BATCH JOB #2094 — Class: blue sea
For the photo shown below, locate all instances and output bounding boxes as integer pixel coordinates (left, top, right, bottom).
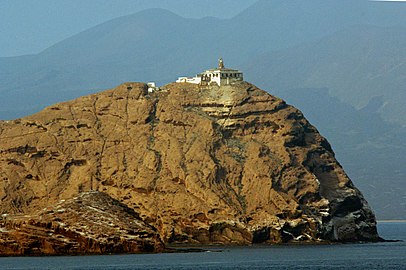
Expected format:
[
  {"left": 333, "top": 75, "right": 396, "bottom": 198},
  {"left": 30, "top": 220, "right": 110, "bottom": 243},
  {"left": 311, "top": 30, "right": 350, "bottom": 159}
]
[{"left": 1, "top": 222, "right": 405, "bottom": 270}]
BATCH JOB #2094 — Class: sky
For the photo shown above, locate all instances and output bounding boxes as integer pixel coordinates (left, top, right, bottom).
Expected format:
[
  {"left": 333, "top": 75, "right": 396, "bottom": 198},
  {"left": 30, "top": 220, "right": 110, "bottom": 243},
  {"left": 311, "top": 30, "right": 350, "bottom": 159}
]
[{"left": 0, "top": 0, "right": 257, "bottom": 57}]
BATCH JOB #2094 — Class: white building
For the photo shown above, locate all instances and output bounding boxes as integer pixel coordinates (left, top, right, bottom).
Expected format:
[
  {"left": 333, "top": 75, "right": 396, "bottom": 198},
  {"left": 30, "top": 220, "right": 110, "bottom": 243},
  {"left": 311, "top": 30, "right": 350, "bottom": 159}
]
[
  {"left": 176, "top": 58, "right": 243, "bottom": 86},
  {"left": 147, "top": 82, "right": 159, "bottom": 93}
]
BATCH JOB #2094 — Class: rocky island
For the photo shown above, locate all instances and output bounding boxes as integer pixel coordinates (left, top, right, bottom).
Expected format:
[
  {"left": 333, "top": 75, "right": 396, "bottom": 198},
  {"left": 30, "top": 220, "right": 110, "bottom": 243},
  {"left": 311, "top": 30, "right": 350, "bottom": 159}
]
[{"left": 0, "top": 62, "right": 381, "bottom": 255}]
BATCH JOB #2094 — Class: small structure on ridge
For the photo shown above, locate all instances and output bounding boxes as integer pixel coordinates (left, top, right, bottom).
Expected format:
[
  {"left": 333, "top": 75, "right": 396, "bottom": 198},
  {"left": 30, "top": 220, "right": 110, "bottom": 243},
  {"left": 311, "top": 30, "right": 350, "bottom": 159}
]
[
  {"left": 176, "top": 58, "right": 243, "bottom": 86},
  {"left": 147, "top": 82, "right": 160, "bottom": 93}
]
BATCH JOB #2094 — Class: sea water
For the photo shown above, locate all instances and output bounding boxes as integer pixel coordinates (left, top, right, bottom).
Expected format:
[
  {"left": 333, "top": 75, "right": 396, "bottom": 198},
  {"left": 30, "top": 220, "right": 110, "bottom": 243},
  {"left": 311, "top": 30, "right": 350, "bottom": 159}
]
[{"left": 1, "top": 222, "right": 405, "bottom": 270}]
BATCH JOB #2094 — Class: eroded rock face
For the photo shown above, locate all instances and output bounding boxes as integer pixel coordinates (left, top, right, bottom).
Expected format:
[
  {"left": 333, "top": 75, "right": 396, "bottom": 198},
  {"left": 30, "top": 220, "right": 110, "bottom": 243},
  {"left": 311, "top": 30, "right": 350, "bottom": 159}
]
[
  {"left": 0, "top": 81, "right": 381, "bottom": 249},
  {"left": 0, "top": 191, "right": 165, "bottom": 255}
]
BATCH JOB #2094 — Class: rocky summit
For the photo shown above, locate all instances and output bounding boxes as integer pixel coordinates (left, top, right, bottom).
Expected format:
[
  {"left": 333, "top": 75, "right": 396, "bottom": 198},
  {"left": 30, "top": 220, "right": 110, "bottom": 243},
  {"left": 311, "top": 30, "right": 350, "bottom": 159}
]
[{"left": 0, "top": 81, "right": 380, "bottom": 255}]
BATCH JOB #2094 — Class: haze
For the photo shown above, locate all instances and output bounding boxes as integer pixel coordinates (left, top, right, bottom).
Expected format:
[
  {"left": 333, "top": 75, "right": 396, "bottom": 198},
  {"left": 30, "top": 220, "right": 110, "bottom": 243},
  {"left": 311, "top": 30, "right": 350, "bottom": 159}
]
[{"left": 0, "top": 0, "right": 256, "bottom": 57}]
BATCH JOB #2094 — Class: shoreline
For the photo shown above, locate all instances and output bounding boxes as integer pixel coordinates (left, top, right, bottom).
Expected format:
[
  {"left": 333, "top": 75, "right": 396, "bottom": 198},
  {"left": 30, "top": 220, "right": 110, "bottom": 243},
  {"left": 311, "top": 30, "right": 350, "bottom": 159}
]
[
  {"left": 1, "top": 239, "right": 395, "bottom": 258},
  {"left": 377, "top": 220, "right": 406, "bottom": 223}
]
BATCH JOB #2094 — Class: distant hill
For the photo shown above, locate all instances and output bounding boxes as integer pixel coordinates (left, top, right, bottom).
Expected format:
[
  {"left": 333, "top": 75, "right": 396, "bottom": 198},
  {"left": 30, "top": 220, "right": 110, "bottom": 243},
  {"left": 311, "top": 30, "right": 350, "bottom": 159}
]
[
  {"left": 0, "top": 0, "right": 405, "bottom": 219},
  {"left": 1, "top": 0, "right": 405, "bottom": 122},
  {"left": 244, "top": 25, "right": 406, "bottom": 125}
]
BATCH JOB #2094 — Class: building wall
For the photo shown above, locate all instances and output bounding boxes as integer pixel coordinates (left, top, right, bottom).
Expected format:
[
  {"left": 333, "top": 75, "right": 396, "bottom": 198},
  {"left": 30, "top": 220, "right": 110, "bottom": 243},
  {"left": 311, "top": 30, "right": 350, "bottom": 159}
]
[
  {"left": 176, "top": 76, "right": 201, "bottom": 84},
  {"left": 177, "top": 69, "right": 243, "bottom": 86}
]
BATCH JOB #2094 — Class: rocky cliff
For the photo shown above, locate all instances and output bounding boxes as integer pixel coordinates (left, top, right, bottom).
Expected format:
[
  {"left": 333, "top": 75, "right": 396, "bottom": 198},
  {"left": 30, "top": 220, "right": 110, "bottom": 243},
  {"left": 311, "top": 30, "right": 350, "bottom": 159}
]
[
  {"left": 0, "top": 81, "right": 380, "bottom": 254},
  {"left": 0, "top": 191, "right": 164, "bottom": 255}
]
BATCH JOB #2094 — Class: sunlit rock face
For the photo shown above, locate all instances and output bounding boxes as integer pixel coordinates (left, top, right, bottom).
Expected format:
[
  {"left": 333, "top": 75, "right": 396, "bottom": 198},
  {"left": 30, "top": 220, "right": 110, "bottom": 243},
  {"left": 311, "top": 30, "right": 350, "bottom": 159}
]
[
  {"left": 0, "top": 81, "right": 380, "bottom": 254},
  {"left": 0, "top": 191, "right": 165, "bottom": 255}
]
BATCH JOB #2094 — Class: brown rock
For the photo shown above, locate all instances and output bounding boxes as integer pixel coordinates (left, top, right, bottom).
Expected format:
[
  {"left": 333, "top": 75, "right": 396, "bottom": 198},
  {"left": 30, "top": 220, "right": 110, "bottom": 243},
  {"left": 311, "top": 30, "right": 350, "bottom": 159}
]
[
  {"left": 0, "top": 191, "right": 164, "bottom": 255},
  {"left": 0, "top": 81, "right": 381, "bottom": 252}
]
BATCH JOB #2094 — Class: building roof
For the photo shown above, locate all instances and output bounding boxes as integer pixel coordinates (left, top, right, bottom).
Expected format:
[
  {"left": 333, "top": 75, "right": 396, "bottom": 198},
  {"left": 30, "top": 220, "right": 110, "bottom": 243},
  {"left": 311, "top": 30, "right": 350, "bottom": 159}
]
[{"left": 203, "top": 67, "right": 242, "bottom": 73}]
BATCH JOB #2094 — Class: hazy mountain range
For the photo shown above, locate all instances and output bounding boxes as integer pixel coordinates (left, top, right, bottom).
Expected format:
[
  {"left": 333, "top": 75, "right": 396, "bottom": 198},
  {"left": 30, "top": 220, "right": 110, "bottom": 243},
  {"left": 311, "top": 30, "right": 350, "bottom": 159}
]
[{"left": 0, "top": 0, "right": 405, "bottom": 219}]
